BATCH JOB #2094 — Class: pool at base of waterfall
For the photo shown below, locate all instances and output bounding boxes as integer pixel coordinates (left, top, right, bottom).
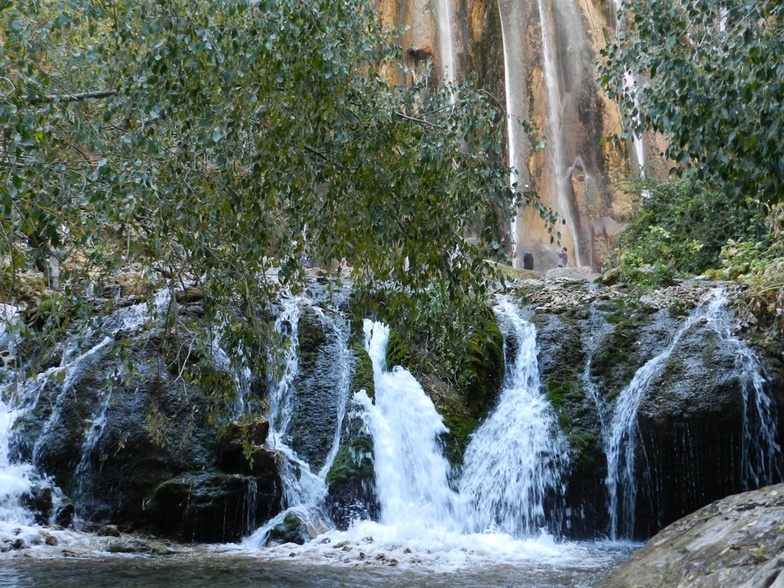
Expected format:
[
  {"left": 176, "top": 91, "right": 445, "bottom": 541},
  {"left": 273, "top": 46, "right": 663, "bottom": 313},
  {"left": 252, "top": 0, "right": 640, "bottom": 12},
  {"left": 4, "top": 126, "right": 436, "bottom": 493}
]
[{"left": 0, "top": 525, "right": 637, "bottom": 588}]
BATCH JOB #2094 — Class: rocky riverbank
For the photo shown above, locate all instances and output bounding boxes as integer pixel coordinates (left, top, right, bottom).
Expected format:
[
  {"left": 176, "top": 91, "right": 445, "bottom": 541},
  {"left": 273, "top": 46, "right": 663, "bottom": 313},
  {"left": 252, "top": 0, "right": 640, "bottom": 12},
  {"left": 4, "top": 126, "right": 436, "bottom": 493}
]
[{"left": 598, "top": 483, "right": 784, "bottom": 588}]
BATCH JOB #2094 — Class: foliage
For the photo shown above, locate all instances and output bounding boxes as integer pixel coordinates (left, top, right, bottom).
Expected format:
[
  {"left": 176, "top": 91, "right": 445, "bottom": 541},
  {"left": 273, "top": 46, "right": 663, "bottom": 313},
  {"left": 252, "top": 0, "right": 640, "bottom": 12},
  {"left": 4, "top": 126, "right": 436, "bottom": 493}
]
[
  {"left": 0, "top": 0, "right": 551, "bottom": 375},
  {"left": 608, "top": 176, "right": 767, "bottom": 283},
  {"left": 710, "top": 203, "right": 784, "bottom": 339},
  {"left": 600, "top": 0, "right": 784, "bottom": 204}
]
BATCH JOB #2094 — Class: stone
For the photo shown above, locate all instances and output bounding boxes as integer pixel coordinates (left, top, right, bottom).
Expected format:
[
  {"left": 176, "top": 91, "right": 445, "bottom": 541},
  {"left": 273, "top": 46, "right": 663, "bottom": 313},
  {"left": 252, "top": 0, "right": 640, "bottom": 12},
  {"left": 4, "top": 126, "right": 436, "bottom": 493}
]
[
  {"left": 545, "top": 267, "right": 589, "bottom": 284},
  {"left": 97, "top": 525, "right": 121, "bottom": 537},
  {"left": 597, "top": 484, "right": 784, "bottom": 588}
]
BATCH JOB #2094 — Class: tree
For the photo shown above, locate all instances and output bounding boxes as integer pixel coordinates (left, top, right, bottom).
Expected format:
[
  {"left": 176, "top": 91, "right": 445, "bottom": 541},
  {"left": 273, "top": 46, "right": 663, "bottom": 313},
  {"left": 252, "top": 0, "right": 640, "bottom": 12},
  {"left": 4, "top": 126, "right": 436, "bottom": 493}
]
[
  {"left": 2, "top": 0, "right": 547, "bottom": 366},
  {"left": 600, "top": 0, "right": 784, "bottom": 204}
]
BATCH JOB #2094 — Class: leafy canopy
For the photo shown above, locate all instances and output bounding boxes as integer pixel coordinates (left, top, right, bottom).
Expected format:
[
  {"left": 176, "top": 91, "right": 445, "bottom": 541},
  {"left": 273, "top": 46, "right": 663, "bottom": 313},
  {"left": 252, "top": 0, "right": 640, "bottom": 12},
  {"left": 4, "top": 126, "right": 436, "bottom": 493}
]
[
  {"left": 609, "top": 175, "right": 767, "bottom": 278},
  {"left": 1, "top": 0, "right": 538, "bottom": 358},
  {"left": 600, "top": 0, "right": 784, "bottom": 204}
]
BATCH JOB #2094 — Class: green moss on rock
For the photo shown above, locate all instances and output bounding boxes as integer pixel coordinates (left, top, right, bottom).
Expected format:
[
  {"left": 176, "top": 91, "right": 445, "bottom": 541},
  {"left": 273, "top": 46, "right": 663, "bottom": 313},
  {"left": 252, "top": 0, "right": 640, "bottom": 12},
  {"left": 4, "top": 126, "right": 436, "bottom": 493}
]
[
  {"left": 268, "top": 512, "right": 308, "bottom": 545},
  {"left": 457, "top": 316, "right": 505, "bottom": 414},
  {"left": 351, "top": 341, "right": 375, "bottom": 401},
  {"left": 324, "top": 441, "right": 374, "bottom": 487}
]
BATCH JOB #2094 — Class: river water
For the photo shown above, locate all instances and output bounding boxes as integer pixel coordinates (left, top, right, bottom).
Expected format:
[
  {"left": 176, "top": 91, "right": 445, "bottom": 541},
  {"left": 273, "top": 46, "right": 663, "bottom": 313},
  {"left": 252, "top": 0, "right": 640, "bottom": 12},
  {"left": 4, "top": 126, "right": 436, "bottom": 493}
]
[{"left": 0, "top": 537, "right": 635, "bottom": 587}]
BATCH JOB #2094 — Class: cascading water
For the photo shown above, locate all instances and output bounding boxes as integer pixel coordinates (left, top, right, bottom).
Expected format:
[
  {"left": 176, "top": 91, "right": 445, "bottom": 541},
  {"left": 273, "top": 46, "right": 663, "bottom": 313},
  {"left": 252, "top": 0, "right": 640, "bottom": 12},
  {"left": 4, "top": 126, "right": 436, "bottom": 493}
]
[
  {"left": 709, "top": 299, "right": 781, "bottom": 488},
  {"left": 1, "top": 291, "right": 170, "bottom": 540},
  {"left": 536, "top": 0, "right": 582, "bottom": 266},
  {"left": 356, "top": 320, "right": 462, "bottom": 530},
  {"left": 605, "top": 289, "right": 781, "bottom": 539},
  {"left": 498, "top": 0, "right": 531, "bottom": 266},
  {"left": 264, "top": 304, "right": 631, "bottom": 579},
  {"left": 244, "top": 295, "right": 354, "bottom": 546},
  {"left": 435, "top": 0, "right": 456, "bottom": 87},
  {"left": 0, "top": 396, "right": 36, "bottom": 528},
  {"left": 460, "top": 298, "right": 568, "bottom": 536}
]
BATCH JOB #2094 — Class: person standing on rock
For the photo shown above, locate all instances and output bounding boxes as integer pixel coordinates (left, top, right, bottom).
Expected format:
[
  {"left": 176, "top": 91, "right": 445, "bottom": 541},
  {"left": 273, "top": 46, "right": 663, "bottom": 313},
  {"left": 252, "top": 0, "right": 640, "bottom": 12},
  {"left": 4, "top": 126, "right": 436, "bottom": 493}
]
[
  {"left": 557, "top": 247, "right": 568, "bottom": 268},
  {"left": 523, "top": 251, "right": 534, "bottom": 270}
]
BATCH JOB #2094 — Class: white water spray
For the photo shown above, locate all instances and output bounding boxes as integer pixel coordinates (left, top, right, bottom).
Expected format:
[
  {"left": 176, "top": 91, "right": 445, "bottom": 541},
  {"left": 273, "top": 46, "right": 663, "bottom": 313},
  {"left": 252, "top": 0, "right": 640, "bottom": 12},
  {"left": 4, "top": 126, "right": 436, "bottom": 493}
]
[
  {"left": 460, "top": 298, "right": 568, "bottom": 536},
  {"left": 359, "top": 320, "right": 462, "bottom": 530}
]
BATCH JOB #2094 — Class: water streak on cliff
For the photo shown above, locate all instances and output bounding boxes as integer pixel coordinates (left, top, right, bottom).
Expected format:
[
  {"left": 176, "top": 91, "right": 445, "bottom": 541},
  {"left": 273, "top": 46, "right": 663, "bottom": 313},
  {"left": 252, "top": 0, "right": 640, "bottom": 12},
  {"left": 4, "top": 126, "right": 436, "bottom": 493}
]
[
  {"left": 536, "top": 0, "right": 582, "bottom": 266},
  {"left": 436, "top": 0, "right": 456, "bottom": 86}
]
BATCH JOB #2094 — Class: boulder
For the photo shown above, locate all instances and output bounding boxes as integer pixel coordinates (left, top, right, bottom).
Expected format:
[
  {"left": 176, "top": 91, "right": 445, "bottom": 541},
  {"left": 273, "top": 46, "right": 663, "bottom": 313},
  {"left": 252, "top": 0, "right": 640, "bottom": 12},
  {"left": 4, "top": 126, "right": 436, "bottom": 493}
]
[{"left": 598, "top": 484, "right": 784, "bottom": 588}]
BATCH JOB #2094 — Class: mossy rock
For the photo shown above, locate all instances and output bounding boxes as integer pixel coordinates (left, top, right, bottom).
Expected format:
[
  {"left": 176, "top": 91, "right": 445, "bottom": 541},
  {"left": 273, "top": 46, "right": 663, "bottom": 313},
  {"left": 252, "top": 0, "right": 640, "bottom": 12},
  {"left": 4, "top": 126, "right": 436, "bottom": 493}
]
[
  {"left": 268, "top": 512, "right": 309, "bottom": 545},
  {"left": 457, "top": 316, "right": 505, "bottom": 414},
  {"left": 419, "top": 372, "right": 479, "bottom": 467},
  {"left": 351, "top": 341, "right": 375, "bottom": 400},
  {"left": 296, "top": 306, "right": 327, "bottom": 371},
  {"left": 566, "top": 430, "right": 604, "bottom": 473},
  {"left": 385, "top": 331, "right": 417, "bottom": 373},
  {"left": 0, "top": 269, "right": 47, "bottom": 306},
  {"left": 22, "top": 292, "right": 74, "bottom": 332},
  {"left": 546, "top": 379, "right": 579, "bottom": 430},
  {"left": 324, "top": 439, "right": 374, "bottom": 487},
  {"left": 324, "top": 414, "right": 378, "bottom": 529},
  {"left": 590, "top": 311, "right": 647, "bottom": 401}
]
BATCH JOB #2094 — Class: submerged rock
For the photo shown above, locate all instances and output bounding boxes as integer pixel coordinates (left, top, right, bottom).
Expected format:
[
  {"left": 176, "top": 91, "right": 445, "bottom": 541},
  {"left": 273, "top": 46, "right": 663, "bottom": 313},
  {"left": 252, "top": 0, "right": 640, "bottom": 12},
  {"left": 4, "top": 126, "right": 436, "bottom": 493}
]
[{"left": 598, "top": 483, "right": 784, "bottom": 588}]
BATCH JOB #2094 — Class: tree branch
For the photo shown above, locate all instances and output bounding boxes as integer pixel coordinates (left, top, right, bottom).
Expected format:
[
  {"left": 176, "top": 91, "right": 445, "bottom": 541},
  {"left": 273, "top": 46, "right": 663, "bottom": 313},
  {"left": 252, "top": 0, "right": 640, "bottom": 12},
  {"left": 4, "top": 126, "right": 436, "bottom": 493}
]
[
  {"left": 393, "top": 111, "right": 444, "bottom": 129},
  {"left": 30, "top": 90, "right": 118, "bottom": 104}
]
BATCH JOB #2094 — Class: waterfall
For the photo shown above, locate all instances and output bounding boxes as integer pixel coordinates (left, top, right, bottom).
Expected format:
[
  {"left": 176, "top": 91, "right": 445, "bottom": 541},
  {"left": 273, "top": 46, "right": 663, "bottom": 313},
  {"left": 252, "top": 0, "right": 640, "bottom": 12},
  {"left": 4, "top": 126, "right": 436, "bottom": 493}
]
[
  {"left": 357, "top": 320, "right": 462, "bottom": 530},
  {"left": 244, "top": 295, "right": 354, "bottom": 546},
  {"left": 710, "top": 303, "right": 781, "bottom": 488},
  {"left": 266, "top": 296, "right": 302, "bottom": 440},
  {"left": 498, "top": 0, "right": 529, "bottom": 266},
  {"left": 0, "top": 397, "right": 36, "bottom": 527},
  {"left": 1, "top": 291, "right": 169, "bottom": 538},
  {"left": 73, "top": 387, "right": 114, "bottom": 506},
  {"left": 354, "top": 302, "right": 567, "bottom": 538},
  {"left": 460, "top": 298, "right": 568, "bottom": 536},
  {"left": 537, "top": 0, "right": 582, "bottom": 266},
  {"left": 605, "top": 289, "right": 781, "bottom": 539},
  {"left": 435, "top": 0, "right": 456, "bottom": 87}
]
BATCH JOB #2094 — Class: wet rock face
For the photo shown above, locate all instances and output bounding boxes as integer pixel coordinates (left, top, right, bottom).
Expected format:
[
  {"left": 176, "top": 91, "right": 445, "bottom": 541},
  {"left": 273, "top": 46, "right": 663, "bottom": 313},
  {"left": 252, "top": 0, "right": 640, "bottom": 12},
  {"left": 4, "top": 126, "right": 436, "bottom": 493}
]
[
  {"left": 597, "top": 484, "right": 784, "bottom": 588},
  {"left": 632, "top": 319, "right": 782, "bottom": 538},
  {"left": 150, "top": 471, "right": 278, "bottom": 543},
  {"left": 324, "top": 412, "right": 378, "bottom": 530},
  {"left": 526, "top": 280, "right": 784, "bottom": 540},
  {"left": 10, "top": 320, "right": 282, "bottom": 542},
  {"left": 288, "top": 306, "right": 352, "bottom": 474}
]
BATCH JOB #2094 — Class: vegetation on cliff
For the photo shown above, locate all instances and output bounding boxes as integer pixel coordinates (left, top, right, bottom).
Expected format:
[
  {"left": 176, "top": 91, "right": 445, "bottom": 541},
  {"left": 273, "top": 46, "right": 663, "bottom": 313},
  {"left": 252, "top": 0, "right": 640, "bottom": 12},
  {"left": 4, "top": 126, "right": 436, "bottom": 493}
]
[
  {"left": 601, "top": 0, "right": 783, "bottom": 339},
  {"left": 601, "top": 0, "right": 784, "bottom": 206}
]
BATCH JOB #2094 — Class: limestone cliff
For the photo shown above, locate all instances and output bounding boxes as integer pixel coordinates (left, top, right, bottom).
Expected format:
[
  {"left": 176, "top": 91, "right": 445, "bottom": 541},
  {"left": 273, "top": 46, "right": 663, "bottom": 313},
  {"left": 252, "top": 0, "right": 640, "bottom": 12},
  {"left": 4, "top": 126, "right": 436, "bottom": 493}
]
[{"left": 377, "top": 0, "right": 641, "bottom": 270}]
